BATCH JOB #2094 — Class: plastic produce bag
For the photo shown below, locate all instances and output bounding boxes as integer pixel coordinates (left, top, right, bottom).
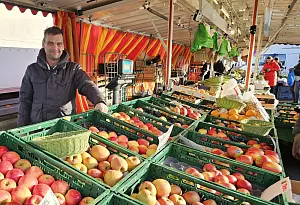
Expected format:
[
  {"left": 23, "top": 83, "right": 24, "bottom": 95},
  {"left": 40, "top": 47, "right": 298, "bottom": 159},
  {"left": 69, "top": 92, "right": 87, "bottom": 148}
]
[
  {"left": 229, "top": 46, "right": 239, "bottom": 57},
  {"left": 212, "top": 32, "right": 219, "bottom": 52},
  {"left": 218, "top": 38, "right": 229, "bottom": 56},
  {"left": 191, "top": 23, "right": 213, "bottom": 53},
  {"left": 288, "top": 70, "right": 295, "bottom": 87}
]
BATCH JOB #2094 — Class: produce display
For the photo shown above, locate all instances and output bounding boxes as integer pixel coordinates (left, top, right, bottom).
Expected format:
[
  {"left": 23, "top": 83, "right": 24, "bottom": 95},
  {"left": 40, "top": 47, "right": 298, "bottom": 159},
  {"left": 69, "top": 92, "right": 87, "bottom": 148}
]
[{"left": 171, "top": 93, "right": 201, "bottom": 104}]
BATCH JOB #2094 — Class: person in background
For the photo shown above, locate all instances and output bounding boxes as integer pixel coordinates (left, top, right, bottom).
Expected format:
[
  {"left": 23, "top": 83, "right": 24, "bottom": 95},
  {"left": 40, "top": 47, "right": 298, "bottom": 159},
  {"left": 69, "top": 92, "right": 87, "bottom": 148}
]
[
  {"left": 292, "top": 60, "right": 300, "bottom": 103},
  {"left": 274, "top": 57, "right": 284, "bottom": 73},
  {"left": 18, "top": 26, "right": 108, "bottom": 126},
  {"left": 262, "top": 56, "right": 280, "bottom": 95}
]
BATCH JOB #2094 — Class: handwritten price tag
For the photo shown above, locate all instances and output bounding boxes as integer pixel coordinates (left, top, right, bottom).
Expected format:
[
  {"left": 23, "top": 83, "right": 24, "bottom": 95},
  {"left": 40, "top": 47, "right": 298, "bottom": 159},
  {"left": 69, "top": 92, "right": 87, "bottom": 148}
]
[{"left": 39, "top": 189, "right": 60, "bottom": 205}]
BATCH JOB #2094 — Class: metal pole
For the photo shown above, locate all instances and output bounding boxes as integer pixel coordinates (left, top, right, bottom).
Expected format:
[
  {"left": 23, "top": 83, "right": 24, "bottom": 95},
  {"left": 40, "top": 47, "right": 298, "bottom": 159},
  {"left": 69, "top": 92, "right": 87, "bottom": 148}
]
[
  {"left": 245, "top": 0, "right": 259, "bottom": 89},
  {"left": 253, "top": 15, "right": 264, "bottom": 82},
  {"left": 166, "top": 0, "right": 174, "bottom": 87}
]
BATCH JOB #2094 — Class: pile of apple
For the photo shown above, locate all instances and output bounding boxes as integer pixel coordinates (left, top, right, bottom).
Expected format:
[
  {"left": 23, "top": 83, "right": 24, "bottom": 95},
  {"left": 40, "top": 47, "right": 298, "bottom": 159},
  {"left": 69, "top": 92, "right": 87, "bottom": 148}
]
[
  {"left": 130, "top": 178, "right": 218, "bottom": 205},
  {"left": 210, "top": 146, "right": 282, "bottom": 174},
  {"left": 111, "top": 112, "right": 167, "bottom": 135},
  {"left": 184, "top": 164, "right": 253, "bottom": 196},
  {"left": 0, "top": 146, "right": 94, "bottom": 205},
  {"left": 89, "top": 127, "right": 158, "bottom": 158},
  {"left": 166, "top": 105, "right": 202, "bottom": 120},
  {"left": 171, "top": 93, "right": 200, "bottom": 104},
  {"left": 198, "top": 128, "right": 274, "bottom": 151},
  {"left": 65, "top": 144, "right": 141, "bottom": 187}
]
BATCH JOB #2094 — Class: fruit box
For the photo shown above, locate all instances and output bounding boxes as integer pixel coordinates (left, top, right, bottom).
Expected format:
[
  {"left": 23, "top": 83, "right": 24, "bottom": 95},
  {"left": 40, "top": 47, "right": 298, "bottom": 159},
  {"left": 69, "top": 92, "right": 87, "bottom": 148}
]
[
  {"left": 124, "top": 99, "right": 196, "bottom": 126},
  {"left": 68, "top": 110, "right": 167, "bottom": 158},
  {"left": 0, "top": 131, "right": 109, "bottom": 204},
  {"left": 276, "top": 126, "right": 294, "bottom": 143},
  {"left": 160, "top": 93, "right": 206, "bottom": 109},
  {"left": 108, "top": 104, "right": 186, "bottom": 138},
  {"left": 115, "top": 162, "right": 282, "bottom": 205},
  {"left": 8, "top": 120, "right": 147, "bottom": 192},
  {"left": 152, "top": 142, "right": 287, "bottom": 204},
  {"left": 163, "top": 91, "right": 203, "bottom": 104},
  {"left": 98, "top": 193, "right": 143, "bottom": 205}
]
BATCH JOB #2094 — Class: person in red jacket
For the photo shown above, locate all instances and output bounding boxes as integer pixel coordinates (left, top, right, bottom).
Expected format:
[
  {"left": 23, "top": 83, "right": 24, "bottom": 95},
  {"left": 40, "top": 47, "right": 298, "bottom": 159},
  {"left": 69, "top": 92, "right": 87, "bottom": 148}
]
[{"left": 262, "top": 56, "right": 280, "bottom": 95}]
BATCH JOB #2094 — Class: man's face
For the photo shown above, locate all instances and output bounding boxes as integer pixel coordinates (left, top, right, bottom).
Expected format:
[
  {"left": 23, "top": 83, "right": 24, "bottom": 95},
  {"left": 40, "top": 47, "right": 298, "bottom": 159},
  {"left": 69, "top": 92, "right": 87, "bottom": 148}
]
[
  {"left": 266, "top": 59, "right": 271, "bottom": 63},
  {"left": 42, "top": 34, "right": 64, "bottom": 61}
]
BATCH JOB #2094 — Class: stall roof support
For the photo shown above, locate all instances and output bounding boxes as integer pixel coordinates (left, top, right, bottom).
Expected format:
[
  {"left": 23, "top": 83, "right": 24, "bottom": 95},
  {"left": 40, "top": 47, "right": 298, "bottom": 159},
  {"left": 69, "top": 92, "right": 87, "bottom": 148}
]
[
  {"left": 150, "top": 18, "right": 167, "bottom": 52},
  {"left": 166, "top": 0, "right": 174, "bottom": 86},
  {"left": 253, "top": 15, "right": 264, "bottom": 82}
]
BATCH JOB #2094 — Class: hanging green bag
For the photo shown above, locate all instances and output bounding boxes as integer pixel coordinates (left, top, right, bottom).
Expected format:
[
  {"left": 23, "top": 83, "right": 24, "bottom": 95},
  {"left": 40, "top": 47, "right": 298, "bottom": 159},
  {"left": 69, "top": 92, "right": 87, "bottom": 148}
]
[
  {"left": 212, "top": 32, "right": 219, "bottom": 52},
  {"left": 191, "top": 23, "right": 213, "bottom": 53},
  {"left": 218, "top": 38, "right": 229, "bottom": 56}
]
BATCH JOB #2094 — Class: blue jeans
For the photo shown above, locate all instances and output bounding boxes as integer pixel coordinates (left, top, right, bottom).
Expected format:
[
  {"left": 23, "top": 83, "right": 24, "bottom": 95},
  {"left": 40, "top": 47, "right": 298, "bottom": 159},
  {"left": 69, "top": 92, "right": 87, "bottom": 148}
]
[{"left": 295, "top": 81, "right": 300, "bottom": 103}]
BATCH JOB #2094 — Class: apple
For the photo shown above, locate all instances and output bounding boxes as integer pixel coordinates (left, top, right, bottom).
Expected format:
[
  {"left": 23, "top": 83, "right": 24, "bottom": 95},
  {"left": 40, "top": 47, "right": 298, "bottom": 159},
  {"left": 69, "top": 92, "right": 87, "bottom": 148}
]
[
  {"left": 55, "top": 193, "right": 66, "bottom": 205},
  {"left": 14, "top": 159, "right": 31, "bottom": 173},
  {"left": 153, "top": 179, "right": 171, "bottom": 198},
  {"left": 219, "top": 169, "right": 230, "bottom": 176},
  {"left": 51, "top": 180, "right": 70, "bottom": 195},
  {"left": 126, "top": 156, "right": 141, "bottom": 171},
  {"left": 232, "top": 173, "right": 245, "bottom": 181},
  {"left": 32, "top": 184, "right": 51, "bottom": 197},
  {"left": 237, "top": 188, "right": 250, "bottom": 195},
  {"left": 210, "top": 170, "right": 222, "bottom": 178},
  {"left": 185, "top": 168, "right": 198, "bottom": 175},
  {"left": 227, "top": 146, "right": 243, "bottom": 158},
  {"left": 6, "top": 203, "right": 22, "bottom": 205},
  {"left": 247, "top": 147, "right": 264, "bottom": 156},
  {"left": 207, "top": 129, "right": 217, "bottom": 136},
  {"left": 201, "top": 186, "right": 217, "bottom": 194},
  {"left": 198, "top": 129, "right": 208, "bottom": 135},
  {"left": 18, "top": 175, "right": 38, "bottom": 191},
  {"left": 139, "top": 181, "right": 157, "bottom": 196},
  {"left": 111, "top": 156, "right": 128, "bottom": 172},
  {"left": 202, "top": 200, "right": 217, "bottom": 205},
  {"left": 170, "top": 185, "right": 182, "bottom": 195},
  {"left": 66, "top": 154, "right": 82, "bottom": 165},
  {"left": 24, "top": 195, "right": 43, "bottom": 205},
  {"left": 264, "top": 150, "right": 278, "bottom": 157},
  {"left": 0, "top": 190, "right": 11, "bottom": 204},
  {"left": 191, "top": 172, "right": 204, "bottom": 179},
  {"left": 11, "top": 185, "right": 32, "bottom": 204},
  {"left": 104, "top": 170, "right": 123, "bottom": 187},
  {"left": 87, "top": 169, "right": 103, "bottom": 179},
  {"left": 139, "top": 145, "right": 148, "bottom": 155},
  {"left": 220, "top": 182, "right": 236, "bottom": 190},
  {"left": 169, "top": 194, "right": 186, "bottom": 205},
  {"left": 182, "top": 191, "right": 200, "bottom": 204},
  {"left": 0, "top": 146, "right": 9, "bottom": 158},
  {"left": 107, "top": 154, "right": 119, "bottom": 163},
  {"left": 137, "top": 139, "right": 150, "bottom": 147},
  {"left": 211, "top": 148, "right": 224, "bottom": 155},
  {"left": 146, "top": 148, "right": 156, "bottom": 157},
  {"left": 89, "top": 126, "right": 99, "bottom": 133},
  {"left": 6, "top": 168, "right": 24, "bottom": 183},
  {"left": 97, "top": 131, "right": 109, "bottom": 139},
  {"left": 214, "top": 175, "right": 229, "bottom": 184},
  {"left": 202, "top": 172, "right": 214, "bottom": 181},
  {"left": 65, "top": 189, "right": 82, "bottom": 205},
  {"left": 25, "top": 166, "right": 44, "bottom": 179},
  {"left": 90, "top": 145, "right": 110, "bottom": 162},
  {"left": 81, "top": 152, "right": 91, "bottom": 160},
  {"left": 203, "top": 164, "right": 217, "bottom": 172},
  {"left": 136, "top": 189, "right": 156, "bottom": 205},
  {"left": 83, "top": 157, "right": 98, "bottom": 169},
  {"left": 79, "top": 197, "right": 94, "bottom": 205},
  {"left": 73, "top": 164, "right": 87, "bottom": 173},
  {"left": 192, "top": 203, "right": 204, "bottom": 205},
  {"left": 98, "top": 161, "right": 111, "bottom": 172},
  {"left": 266, "top": 155, "right": 280, "bottom": 164},
  {"left": 262, "top": 161, "right": 283, "bottom": 173},
  {"left": 255, "top": 155, "right": 271, "bottom": 168},
  {"left": 236, "top": 155, "right": 253, "bottom": 165},
  {"left": 0, "top": 178, "right": 16, "bottom": 192},
  {"left": 118, "top": 135, "right": 128, "bottom": 143},
  {"left": 0, "top": 173, "right": 3, "bottom": 180},
  {"left": 128, "top": 141, "right": 139, "bottom": 147},
  {"left": 0, "top": 161, "right": 13, "bottom": 175},
  {"left": 245, "top": 151, "right": 261, "bottom": 161},
  {"left": 237, "top": 179, "right": 252, "bottom": 191},
  {"left": 38, "top": 174, "right": 55, "bottom": 186},
  {"left": 1, "top": 152, "right": 20, "bottom": 165},
  {"left": 226, "top": 175, "right": 238, "bottom": 185},
  {"left": 180, "top": 107, "right": 188, "bottom": 116},
  {"left": 247, "top": 140, "right": 258, "bottom": 146},
  {"left": 158, "top": 197, "right": 175, "bottom": 205}
]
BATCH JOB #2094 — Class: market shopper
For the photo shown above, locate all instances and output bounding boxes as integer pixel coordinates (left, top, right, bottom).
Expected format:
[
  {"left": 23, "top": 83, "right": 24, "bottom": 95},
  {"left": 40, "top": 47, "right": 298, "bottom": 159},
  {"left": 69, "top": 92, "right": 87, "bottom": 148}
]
[
  {"left": 292, "top": 60, "right": 300, "bottom": 103},
  {"left": 292, "top": 116, "right": 300, "bottom": 160},
  {"left": 262, "top": 56, "right": 280, "bottom": 95},
  {"left": 18, "top": 26, "right": 107, "bottom": 126}
]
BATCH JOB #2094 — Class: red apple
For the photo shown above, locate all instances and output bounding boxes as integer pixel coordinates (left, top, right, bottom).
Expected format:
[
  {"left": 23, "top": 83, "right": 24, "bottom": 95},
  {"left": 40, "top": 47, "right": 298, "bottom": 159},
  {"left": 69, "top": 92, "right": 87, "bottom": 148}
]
[
  {"left": 38, "top": 174, "right": 55, "bottom": 186},
  {"left": 25, "top": 166, "right": 44, "bottom": 179},
  {"left": 0, "top": 146, "right": 9, "bottom": 158},
  {"left": 202, "top": 172, "right": 214, "bottom": 181},
  {"left": 232, "top": 173, "right": 245, "bottom": 181},
  {"left": 1, "top": 152, "right": 20, "bottom": 165},
  {"left": 79, "top": 197, "right": 94, "bottom": 205},
  {"left": 0, "top": 178, "right": 16, "bottom": 192},
  {"left": 219, "top": 169, "right": 230, "bottom": 176},
  {"left": 245, "top": 151, "right": 261, "bottom": 161},
  {"left": 11, "top": 185, "right": 32, "bottom": 204},
  {"left": 65, "top": 189, "right": 82, "bottom": 205},
  {"left": 55, "top": 193, "right": 66, "bottom": 205},
  {"left": 211, "top": 148, "right": 224, "bottom": 155},
  {"left": 266, "top": 155, "right": 280, "bottom": 164},
  {"left": 247, "top": 147, "right": 264, "bottom": 156},
  {"left": 137, "top": 139, "right": 150, "bottom": 147},
  {"left": 118, "top": 135, "right": 128, "bottom": 143},
  {"left": 236, "top": 155, "right": 253, "bottom": 165},
  {"left": 14, "top": 159, "right": 31, "bottom": 173},
  {"left": 203, "top": 164, "right": 217, "bottom": 172},
  {"left": 51, "top": 180, "right": 70, "bottom": 195},
  {"left": 214, "top": 175, "right": 229, "bottom": 183},
  {"left": 262, "top": 161, "right": 282, "bottom": 173},
  {"left": 0, "top": 190, "right": 11, "bottom": 204},
  {"left": 87, "top": 169, "right": 103, "bottom": 178},
  {"left": 226, "top": 175, "right": 238, "bottom": 185},
  {"left": 98, "top": 161, "right": 111, "bottom": 172},
  {"left": 89, "top": 126, "right": 99, "bottom": 134},
  {"left": 237, "top": 179, "right": 252, "bottom": 191},
  {"left": 18, "top": 175, "right": 38, "bottom": 191},
  {"left": 6, "top": 168, "right": 24, "bottom": 183},
  {"left": 180, "top": 107, "right": 188, "bottom": 116},
  {"left": 211, "top": 170, "right": 222, "bottom": 177},
  {"left": 219, "top": 182, "right": 236, "bottom": 190},
  {"left": 247, "top": 140, "right": 257, "bottom": 146},
  {"left": 227, "top": 146, "right": 243, "bottom": 158},
  {"left": 191, "top": 172, "right": 204, "bottom": 179},
  {"left": 0, "top": 161, "right": 13, "bottom": 175},
  {"left": 185, "top": 168, "right": 198, "bottom": 174},
  {"left": 24, "top": 195, "right": 43, "bottom": 205},
  {"left": 264, "top": 150, "right": 278, "bottom": 157},
  {"left": 207, "top": 128, "right": 217, "bottom": 136},
  {"left": 237, "top": 188, "right": 250, "bottom": 195},
  {"left": 109, "top": 137, "right": 118, "bottom": 143},
  {"left": 32, "top": 184, "right": 51, "bottom": 197},
  {"left": 255, "top": 155, "right": 271, "bottom": 168}
]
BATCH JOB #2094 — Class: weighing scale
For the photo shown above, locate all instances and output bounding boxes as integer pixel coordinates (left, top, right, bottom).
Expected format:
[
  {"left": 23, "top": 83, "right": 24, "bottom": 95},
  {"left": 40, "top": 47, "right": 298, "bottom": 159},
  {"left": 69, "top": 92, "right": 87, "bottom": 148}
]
[{"left": 106, "top": 59, "right": 136, "bottom": 105}]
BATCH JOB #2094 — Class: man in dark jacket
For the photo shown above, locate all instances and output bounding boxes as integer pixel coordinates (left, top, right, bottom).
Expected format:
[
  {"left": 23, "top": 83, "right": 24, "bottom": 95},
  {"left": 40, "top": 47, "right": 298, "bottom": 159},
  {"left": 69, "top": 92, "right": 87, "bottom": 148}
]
[{"left": 18, "top": 27, "right": 107, "bottom": 126}]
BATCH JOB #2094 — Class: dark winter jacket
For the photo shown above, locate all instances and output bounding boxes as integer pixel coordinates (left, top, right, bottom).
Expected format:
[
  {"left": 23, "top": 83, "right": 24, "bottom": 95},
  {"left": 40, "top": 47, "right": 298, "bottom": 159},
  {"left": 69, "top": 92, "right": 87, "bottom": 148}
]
[{"left": 18, "top": 49, "right": 105, "bottom": 126}]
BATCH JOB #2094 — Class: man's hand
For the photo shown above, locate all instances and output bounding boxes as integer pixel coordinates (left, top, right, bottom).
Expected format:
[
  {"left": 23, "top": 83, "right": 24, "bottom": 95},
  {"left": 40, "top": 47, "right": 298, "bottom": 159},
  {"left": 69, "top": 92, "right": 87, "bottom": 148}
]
[
  {"left": 266, "top": 69, "right": 271, "bottom": 72},
  {"left": 95, "top": 102, "right": 108, "bottom": 113}
]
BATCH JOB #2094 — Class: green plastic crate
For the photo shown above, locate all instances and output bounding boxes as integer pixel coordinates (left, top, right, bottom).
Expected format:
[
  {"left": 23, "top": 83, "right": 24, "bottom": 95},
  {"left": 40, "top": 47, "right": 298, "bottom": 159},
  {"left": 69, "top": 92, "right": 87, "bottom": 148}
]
[
  {"left": 68, "top": 110, "right": 163, "bottom": 158},
  {"left": 98, "top": 193, "right": 143, "bottom": 205},
  {"left": 194, "top": 121, "right": 275, "bottom": 145},
  {"left": 276, "top": 126, "right": 294, "bottom": 143},
  {"left": 109, "top": 104, "right": 186, "bottom": 138},
  {"left": 8, "top": 120, "right": 147, "bottom": 191},
  {"left": 205, "top": 111, "right": 241, "bottom": 127},
  {"left": 0, "top": 132, "right": 109, "bottom": 204},
  {"left": 125, "top": 99, "right": 195, "bottom": 125},
  {"left": 152, "top": 143, "right": 286, "bottom": 204},
  {"left": 115, "top": 162, "right": 282, "bottom": 205},
  {"left": 160, "top": 93, "right": 205, "bottom": 109}
]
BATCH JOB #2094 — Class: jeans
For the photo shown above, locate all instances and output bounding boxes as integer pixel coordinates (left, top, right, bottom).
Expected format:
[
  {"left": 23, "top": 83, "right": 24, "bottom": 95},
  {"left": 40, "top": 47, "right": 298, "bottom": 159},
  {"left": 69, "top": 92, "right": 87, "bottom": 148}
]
[{"left": 295, "top": 81, "right": 300, "bottom": 103}]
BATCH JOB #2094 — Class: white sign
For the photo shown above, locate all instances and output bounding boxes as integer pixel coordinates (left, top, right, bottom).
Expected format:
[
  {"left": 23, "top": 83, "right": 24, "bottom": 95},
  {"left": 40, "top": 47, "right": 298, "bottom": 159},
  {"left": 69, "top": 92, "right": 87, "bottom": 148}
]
[
  {"left": 260, "top": 177, "right": 293, "bottom": 202},
  {"left": 39, "top": 189, "right": 60, "bottom": 205},
  {"left": 157, "top": 125, "right": 174, "bottom": 151}
]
